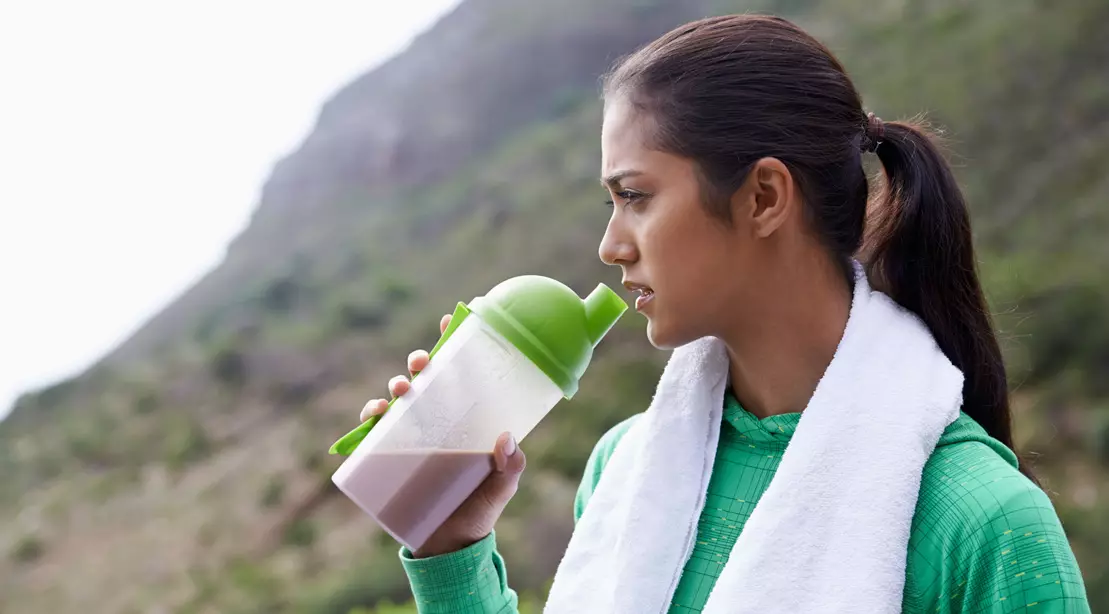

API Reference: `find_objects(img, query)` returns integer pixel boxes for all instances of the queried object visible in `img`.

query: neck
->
[722,255,852,419]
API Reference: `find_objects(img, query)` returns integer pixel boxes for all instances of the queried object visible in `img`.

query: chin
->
[644,317,688,351]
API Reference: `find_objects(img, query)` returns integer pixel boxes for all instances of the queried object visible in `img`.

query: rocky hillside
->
[2,0,1107,612]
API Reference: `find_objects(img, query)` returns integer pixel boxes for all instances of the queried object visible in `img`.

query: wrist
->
[412,531,490,559]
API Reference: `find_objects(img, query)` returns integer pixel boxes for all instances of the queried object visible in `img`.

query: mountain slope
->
[2,0,1107,612]
[99,0,720,368]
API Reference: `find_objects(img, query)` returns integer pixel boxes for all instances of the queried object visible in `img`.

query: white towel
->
[545,261,963,614]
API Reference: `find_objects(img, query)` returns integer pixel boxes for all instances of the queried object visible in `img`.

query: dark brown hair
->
[605,15,1032,479]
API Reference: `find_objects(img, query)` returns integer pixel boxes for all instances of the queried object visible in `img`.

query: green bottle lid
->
[328,276,627,455]
[470,276,627,398]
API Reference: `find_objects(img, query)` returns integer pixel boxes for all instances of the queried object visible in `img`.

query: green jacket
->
[398,394,1090,613]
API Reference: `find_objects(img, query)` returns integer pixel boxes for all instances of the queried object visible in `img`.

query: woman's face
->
[598,96,769,349]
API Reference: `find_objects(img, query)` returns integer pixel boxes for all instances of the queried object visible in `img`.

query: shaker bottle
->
[328,275,627,552]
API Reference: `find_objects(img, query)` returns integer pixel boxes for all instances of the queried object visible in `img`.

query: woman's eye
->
[605,190,644,208]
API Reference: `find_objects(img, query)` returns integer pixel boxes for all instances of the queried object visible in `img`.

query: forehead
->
[601,96,654,177]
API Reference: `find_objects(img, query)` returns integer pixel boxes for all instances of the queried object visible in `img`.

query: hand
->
[359,313,527,558]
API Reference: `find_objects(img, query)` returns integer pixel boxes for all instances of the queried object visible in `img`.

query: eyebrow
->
[600,169,643,188]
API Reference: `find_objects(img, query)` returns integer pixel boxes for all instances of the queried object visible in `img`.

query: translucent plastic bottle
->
[328,275,627,552]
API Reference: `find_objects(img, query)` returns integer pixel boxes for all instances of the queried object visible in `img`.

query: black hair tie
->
[861,112,885,153]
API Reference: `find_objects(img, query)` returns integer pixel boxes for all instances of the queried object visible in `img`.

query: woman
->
[357,14,1089,613]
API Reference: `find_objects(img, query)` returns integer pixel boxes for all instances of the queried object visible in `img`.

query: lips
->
[623,281,655,312]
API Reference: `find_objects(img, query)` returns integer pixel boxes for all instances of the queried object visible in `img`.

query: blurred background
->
[1,0,1106,612]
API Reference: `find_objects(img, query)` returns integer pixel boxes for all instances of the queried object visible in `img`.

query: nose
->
[598,214,637,266]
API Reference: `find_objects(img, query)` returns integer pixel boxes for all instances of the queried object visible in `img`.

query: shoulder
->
[573,413,643,521]
[904,415,1089,612]
[911,433,1060,562]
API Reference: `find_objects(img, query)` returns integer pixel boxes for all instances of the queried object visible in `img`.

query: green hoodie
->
[398,393,1090,613]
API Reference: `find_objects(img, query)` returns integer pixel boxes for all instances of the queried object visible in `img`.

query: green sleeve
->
[574,414,641,522]
[398,531,519,613]
[395,413,641,612]
[905,443,1091,613]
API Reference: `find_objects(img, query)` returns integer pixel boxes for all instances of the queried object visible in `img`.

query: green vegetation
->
[260,475,287,509]
[283,519,318,549]
[9,533,45,564]
[1,0,1106,611]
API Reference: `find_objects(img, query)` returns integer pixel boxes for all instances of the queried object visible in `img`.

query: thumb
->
[480,433,525,507]
[498,433,526,474]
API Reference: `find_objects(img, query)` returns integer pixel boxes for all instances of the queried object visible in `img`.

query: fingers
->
[408,350,430,376]
[358,374,406,423]
[355,352,422,425]
[356,314,451,424]
[360,398,388,422]
[388,375,410,398]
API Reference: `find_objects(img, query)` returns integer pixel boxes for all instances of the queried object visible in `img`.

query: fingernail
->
[503,435,517,457]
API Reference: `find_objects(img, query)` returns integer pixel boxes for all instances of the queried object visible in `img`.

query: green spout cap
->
[470,276,627,398]
[583,283,628,346]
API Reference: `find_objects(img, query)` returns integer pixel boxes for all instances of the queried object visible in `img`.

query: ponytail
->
[864,118,1035,482]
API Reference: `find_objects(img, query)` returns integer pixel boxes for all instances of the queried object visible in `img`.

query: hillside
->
[2,0,1107,612]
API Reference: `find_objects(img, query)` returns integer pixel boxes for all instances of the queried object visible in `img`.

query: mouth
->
[623,281,655,312]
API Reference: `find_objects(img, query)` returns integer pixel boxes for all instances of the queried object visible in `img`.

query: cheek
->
[652,215,732,291]
[650,222,735,337]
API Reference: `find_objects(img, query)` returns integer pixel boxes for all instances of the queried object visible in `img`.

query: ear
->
[730,157,796,238]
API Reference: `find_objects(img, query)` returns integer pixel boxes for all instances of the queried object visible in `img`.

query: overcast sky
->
[0,0,462,418]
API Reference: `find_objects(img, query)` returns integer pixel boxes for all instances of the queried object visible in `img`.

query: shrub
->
[378,276,414,306]
[261,276,299,313]
[260,475,286,509]
[1019,284,1109,395]
[210,346,248,386]
[336,303,388,330]
[10,533,44,564]
[283,519,317,548]
[165,418,212,470]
